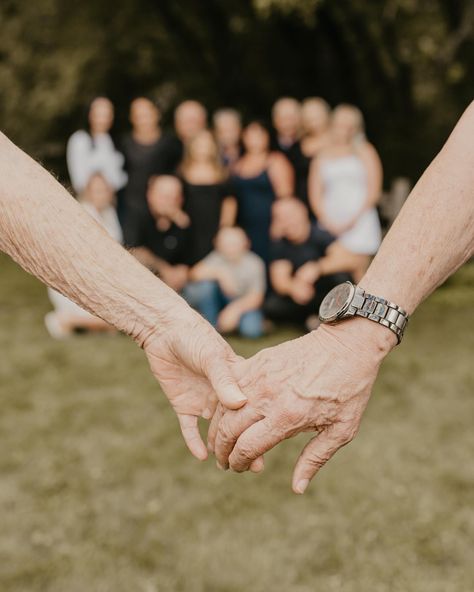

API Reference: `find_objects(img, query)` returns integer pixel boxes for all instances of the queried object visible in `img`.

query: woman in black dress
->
[233,121,294,263]
[291,97,331,208]
[180,130,237,264]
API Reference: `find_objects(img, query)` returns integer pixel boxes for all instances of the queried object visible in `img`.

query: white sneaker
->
[44,312,71,339]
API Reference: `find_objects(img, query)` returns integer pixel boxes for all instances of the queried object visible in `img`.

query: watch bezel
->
[319,281,355,323]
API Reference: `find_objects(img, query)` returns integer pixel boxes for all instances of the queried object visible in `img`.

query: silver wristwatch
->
[318,281,409,344]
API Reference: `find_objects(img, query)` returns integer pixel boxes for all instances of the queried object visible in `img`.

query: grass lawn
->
[0,253,473,592]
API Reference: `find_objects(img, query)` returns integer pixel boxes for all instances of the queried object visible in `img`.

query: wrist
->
[127,283,191,348]
[317,316,397,361]
[359,274,416,316]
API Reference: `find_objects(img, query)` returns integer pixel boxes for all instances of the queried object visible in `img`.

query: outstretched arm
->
[0,132,247,459]
[210,102,474,492]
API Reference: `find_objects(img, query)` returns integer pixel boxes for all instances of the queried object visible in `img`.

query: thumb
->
[292,423,354,494]
[207,358,247,410]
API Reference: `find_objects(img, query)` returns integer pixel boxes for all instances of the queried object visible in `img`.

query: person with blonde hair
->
[291,97,331,206]
[304,103,383,284]
[180,129,237,264]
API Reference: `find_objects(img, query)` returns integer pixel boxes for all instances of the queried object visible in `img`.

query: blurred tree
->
[0,0,472,182]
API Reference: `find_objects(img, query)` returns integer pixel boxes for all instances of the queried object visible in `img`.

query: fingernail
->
[207,442,214,453]
[295,479,309,494]
[216,461,228,471]
[202,408,212,419]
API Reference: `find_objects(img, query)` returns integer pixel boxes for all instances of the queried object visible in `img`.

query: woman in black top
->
[291,97,331,208]
[180,130,237,264]
[121,98,181,224]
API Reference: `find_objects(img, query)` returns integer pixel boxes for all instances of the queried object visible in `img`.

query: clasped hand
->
[146,302,393,494]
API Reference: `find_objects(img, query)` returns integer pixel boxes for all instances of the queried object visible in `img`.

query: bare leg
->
[318,241,371,282]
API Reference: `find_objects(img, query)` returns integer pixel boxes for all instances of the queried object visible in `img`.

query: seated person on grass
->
[45,174,122,338]
[124,175,191,292]
[185,226,265,339]
[265,198,350,329]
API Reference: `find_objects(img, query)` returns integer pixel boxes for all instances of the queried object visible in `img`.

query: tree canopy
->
[0,0,472,182]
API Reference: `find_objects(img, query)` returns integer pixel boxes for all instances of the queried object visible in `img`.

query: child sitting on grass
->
[44,174,122,338]
[185,226,265,338]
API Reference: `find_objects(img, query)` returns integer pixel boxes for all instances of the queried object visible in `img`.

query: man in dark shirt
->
[121,98,182,222]
[271,97,301,159]
[265,198,350,326]
[170,100,208,164]
[124,175,191,292]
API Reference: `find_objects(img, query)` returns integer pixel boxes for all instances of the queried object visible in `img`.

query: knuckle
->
[217,418,237,444]
[307,452,329,469]
[234,440,254,463]
[338,424,358,445]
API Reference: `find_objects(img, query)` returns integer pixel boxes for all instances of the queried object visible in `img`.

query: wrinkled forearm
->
[360,103,474,316]
[129,246,168,276]
[0,132,185,344]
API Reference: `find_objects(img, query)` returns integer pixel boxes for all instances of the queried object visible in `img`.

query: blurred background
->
[1,1,473,591]
[1,0,473,181]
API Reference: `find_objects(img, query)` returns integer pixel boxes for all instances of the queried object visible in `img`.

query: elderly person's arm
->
[209,102,474,492]
[0,132,247,460]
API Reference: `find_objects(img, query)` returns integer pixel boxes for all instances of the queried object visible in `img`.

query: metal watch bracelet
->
[348,286,409,344]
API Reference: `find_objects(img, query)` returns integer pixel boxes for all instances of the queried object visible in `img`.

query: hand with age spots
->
[208,319,395,493]
[143,305,247,461]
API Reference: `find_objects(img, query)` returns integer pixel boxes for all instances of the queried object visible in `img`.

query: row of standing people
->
[46,96,382,338]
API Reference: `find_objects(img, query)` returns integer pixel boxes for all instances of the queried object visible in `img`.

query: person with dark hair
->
[233,120,294,263]
[66,97,127,194]
[213,108,242,171]
[264,198,349,329]
[121,98,180,225]
[180,129,237,264]
[124,175,191,292]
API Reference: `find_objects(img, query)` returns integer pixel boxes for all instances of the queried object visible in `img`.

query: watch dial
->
[320,283,352,321]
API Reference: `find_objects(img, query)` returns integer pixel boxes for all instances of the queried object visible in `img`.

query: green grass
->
[0,253,473,592]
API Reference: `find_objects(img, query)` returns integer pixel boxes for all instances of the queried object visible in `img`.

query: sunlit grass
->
[0,254,473,592]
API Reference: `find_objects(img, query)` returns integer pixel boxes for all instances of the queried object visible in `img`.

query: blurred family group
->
[45,95,383,339]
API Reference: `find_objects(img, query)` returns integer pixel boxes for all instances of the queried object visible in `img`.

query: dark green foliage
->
[0,0,473,182]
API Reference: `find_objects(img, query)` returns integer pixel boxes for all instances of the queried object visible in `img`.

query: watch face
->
[319,282,354,322]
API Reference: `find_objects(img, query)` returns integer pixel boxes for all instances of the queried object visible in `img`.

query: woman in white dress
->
[304,104,383,284]
[66,97,128,194]
[45,174,123,338]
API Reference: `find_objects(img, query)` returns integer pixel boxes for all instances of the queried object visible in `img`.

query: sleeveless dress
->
[183,179,235,264]
[233,169,275,263]
[319,154,381,255]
